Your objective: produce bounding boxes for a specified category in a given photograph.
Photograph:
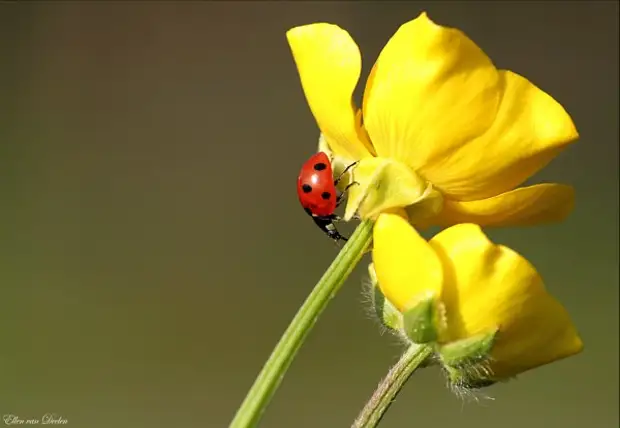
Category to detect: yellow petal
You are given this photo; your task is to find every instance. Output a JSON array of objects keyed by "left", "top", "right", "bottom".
[
  {"left": 490, "top": 292, "right": 583, "bottom": 380},
  {"left": 430, "top": 224, "right": 583, "bottom": 379},
  {"left": 422, "top": 184, "right": 575, "bottom": 228},
  {"left": 343, "top": 157, "right": 430, "bottom": 221},
  {"left": 362, "top": 12, "right": 501, "bottom": 169},
  {"left": 421, "top": 70, "right": 579, "bottom": 200},
  {"left": 372, "top": 213, "right": 443, "bottom": 311},
  {"left": 287, "top": 24, "right": 374, "bottom": 160}
]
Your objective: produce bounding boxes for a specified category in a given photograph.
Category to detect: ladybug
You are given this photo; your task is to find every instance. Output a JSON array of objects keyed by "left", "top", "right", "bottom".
[{"left": 297, "top": 152, "right": 358, "bottom": 243}]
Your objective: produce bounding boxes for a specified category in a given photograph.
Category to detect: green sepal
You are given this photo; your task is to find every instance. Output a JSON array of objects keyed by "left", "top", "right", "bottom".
[
  {"left": 372, "top": 286, "right": 403, "bottom": 331},
  {"left": 368, "top": 263, "right": 403, "bottom": 331},
  {"left": 444, "top": 365, "right": 497, "bottom": 389},
  {"left": 438, "top": 329, "right": 498, "bottom": 367},
  {"left": 402, "top": 296, "right": 438, "bottom": 344}
]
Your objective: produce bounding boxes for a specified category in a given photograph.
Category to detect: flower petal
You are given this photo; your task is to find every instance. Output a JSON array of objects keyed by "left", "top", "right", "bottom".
[
  {"left": 343, "top": 157, "right": 430, "bottom": 221},
  {"left": 362, "top": 12, "right": 501, "bottom": 169},
  {"left": 420, "top": 184, "right": 575, "bottom": 228},
  {"left": 430, "top": 224, "right": 583, "bottom": 379},
  {"left": 287, "top": 24, "right": 374, "bottom": 160},
  {"left": 372, "top": 212, "right": 443, "bottom": 311},
  {"left": 421, "top": 70, "right": 579, "bottom": 200}
]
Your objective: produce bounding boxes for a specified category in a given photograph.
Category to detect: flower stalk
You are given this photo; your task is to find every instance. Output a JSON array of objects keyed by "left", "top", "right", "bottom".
[
  {"left": 230, "top": 219, "right": 374, "bottom": 428},
  {"left": 352, "top": 344, "right": 434, "bottom": 428}
]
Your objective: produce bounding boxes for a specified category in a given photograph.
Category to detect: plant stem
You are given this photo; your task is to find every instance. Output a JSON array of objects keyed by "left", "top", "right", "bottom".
[
  {"left": 352, "top": 344, "right": 434, "bottom": 428},
  {"left": 230, "top": 219, "right": 375, "bottom": 428}
]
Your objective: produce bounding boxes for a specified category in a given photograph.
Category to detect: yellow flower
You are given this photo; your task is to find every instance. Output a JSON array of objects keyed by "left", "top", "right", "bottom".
[
  {"left": 286, "top": 13, "right": 578, "bottom": 228},
  {"left": 372, "top": 212, "right": 583, "bottom": 381}
]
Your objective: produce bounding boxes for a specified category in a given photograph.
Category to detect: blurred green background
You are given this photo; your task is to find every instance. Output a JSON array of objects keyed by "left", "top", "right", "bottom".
[{"left": 2, "top": 2, "right": 618, "bottom": 427}]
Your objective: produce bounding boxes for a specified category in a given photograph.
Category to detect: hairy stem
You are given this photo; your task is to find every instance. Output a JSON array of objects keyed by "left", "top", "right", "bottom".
[
  {"left": 352, "top": 344, "right": 434, "bottom": 428},
  {"left": 230, "top": 219, "right": 374, "bottom": 428}
]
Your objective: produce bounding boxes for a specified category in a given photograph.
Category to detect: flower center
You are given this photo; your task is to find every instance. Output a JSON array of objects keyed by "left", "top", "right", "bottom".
[{"left": 343, "top": 157, "right": 443, "bottom": 221}]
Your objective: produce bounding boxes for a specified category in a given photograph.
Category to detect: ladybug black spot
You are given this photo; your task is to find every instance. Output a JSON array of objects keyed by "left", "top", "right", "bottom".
[
  {"left": 321, "top": 191, "right": 331, "bottom": 200},
  {"left": 313, "top": 162, "right": 327, "bottom": 171},
  {"left": 302, "top": 184, "right": 312, "bottom": 193},
  {"left": 304, "top": 207, "right": 313, "bottom": 216}
]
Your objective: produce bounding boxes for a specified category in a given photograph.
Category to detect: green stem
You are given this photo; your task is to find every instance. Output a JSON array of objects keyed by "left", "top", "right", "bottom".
[
  {"left": 352, "top": 344, "right": 434, "bottom": 428},
  {"left": 230, "top": 219, "right": 374, "bottom": 428}
]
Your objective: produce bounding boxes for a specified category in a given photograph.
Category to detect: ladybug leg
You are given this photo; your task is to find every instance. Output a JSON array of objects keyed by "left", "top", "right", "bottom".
[
  {"left": 336, "top": 181, "right": 360, "bottom": 207},
  {"left": 312, "top": 215, "right": 348, "bottom": 243},
  {"left": 329, "top": 229, "right": 348, "bottom": 243},
  {"left": 334, "top": 161, "right": 359, "bottom": 186}
]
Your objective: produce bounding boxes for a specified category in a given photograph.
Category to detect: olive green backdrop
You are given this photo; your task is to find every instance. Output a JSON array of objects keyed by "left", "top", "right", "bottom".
[{"left": 2, "top": 2, "right": 618, "bottom": 427}]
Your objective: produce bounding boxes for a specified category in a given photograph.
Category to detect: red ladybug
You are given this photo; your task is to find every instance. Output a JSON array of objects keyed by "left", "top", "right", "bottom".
[{"left": 297, "top": 152, "right": 357, "bottom": 243}]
